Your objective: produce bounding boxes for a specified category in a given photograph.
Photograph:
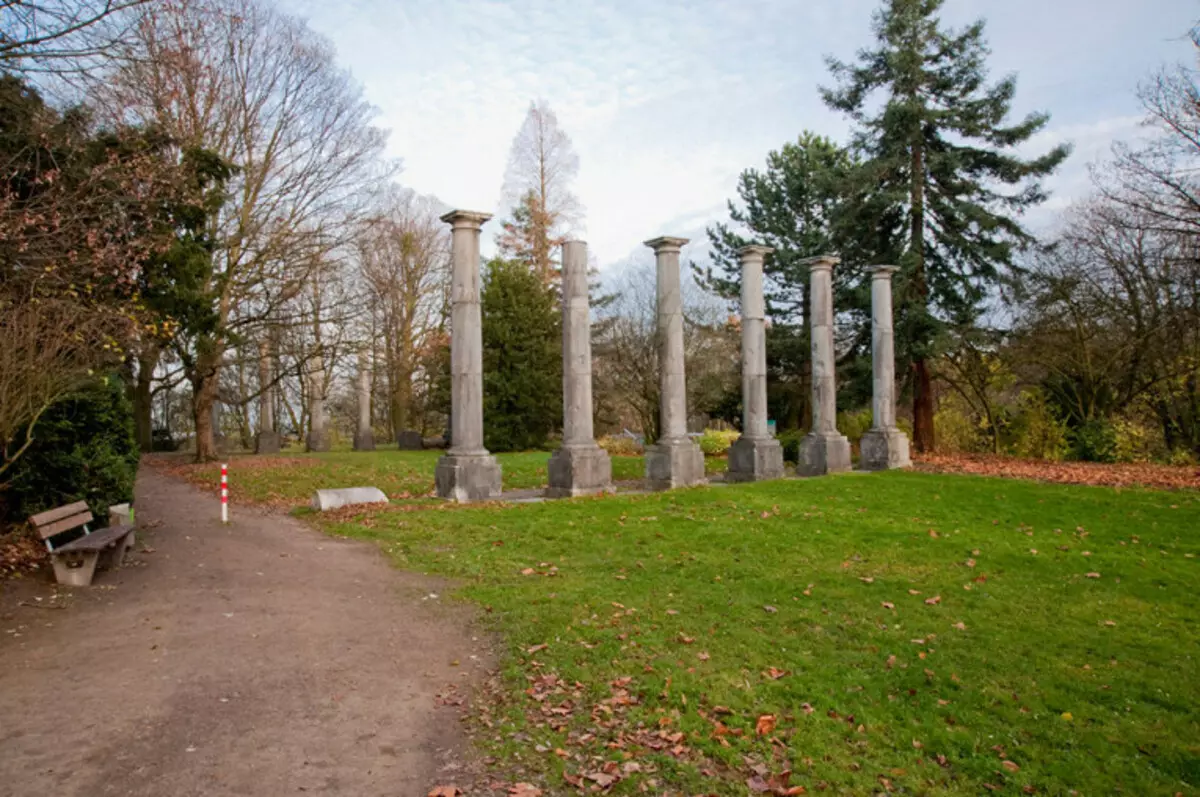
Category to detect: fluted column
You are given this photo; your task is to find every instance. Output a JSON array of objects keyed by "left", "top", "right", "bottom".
[
  {"left": 255, "top": 338, "right": 281, "bottom": 454},
  {"left": 643, "top": 236, "right": 705, "bottom": 490},
  {"left": 435, "top": 210, "right": 502, "bottom": 501},
  {"left": 728, "top": 245, "right": 783, "bottom": 481},
  {"left": 353, "top": 349, "right": 375, "bottom": 451},
  {"left": 796, "top": 255, "right": 850, "bottom": 475},
  {"left": 860, "top": 266, "right": 911, "bottom": 470},
  {"left": 547, "top": 240, "right": 612, "bottom": 497}
]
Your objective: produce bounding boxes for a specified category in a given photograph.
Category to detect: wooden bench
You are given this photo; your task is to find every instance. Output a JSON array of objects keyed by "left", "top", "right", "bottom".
[{"left": 29, "top": 501, "right": 136, "bottom": 587}]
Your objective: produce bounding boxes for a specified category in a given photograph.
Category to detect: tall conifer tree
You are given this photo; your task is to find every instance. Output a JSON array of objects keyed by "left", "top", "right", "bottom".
[{"left": 822, "top": 0, "right": 1069, "bottom": 451}]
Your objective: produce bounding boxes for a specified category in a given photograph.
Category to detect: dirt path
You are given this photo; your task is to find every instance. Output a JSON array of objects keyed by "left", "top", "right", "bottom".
[{"left": 0, "top": 467, "right": 490, "bottom": 797}]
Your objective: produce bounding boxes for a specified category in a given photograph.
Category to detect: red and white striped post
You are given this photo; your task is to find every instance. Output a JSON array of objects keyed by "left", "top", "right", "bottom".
[{"left": 220, "top": 463, "right": 229, "bottom": 523}]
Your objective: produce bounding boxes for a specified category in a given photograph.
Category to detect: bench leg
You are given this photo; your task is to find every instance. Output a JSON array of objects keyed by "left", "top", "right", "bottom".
[
  {"left": 100, "top": 534, "right": 133, "bottom": 570},
  {"left": 51, "top": 551, "right": 100, "bottom": 587}
]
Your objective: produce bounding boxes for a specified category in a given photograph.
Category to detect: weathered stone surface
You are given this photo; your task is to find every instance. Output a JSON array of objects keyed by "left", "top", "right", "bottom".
[
  {"left": 862, "top": 265, "right": 911, "bottom": 471},
  {"left": 727, "top": 436, "right": 785, "bottom": 482},
  {"left": 255, "top": 431, "right": 281, "bottom": 455},
  {"left": 353, "top": 350, "right": 375, "bottom": 451},
  {"left": 397, "top": 430, "right": 424, "bottom": 450},
  {"left": 729, "top": 245, "right": 784, "bottom": 483},
  {"left": 546, "top": 444, "right": 614, "bottom": 498},
  {"left": 437, "top": 210, "right": 502, "bottom": 501},
  {"left": 861, "top": 427, "right": 911, "bottom": 471},
  {"left": 797, "top": 255, "right": 850, "bottom": 476},
  {"left": 435, "top": 454, "right": 502, "bottom": 503},
  {"left": 645, "top": 437, "right": 705, "bottom": 491},
  {"left": 307, "top": 358, "right": 329, "bottom": 452},
  {"left": 305, "top": 430, "right": 330, "bottom": 453},
  {"left": 310, "top": 487, "right": 388, "bottom": 512},
  {"left": 645, "top": 236, "right": 705, "bottom": 490},
  {"left": 548, "top": 240, "right": 613, "bottom": 497},
  {"left": 797, "top": 431, "right": 852, "bottom": 477}
]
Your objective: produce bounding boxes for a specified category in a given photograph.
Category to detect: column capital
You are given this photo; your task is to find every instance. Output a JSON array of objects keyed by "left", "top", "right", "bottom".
[
  {"left": 870, "top": 264, "right": 900, "bottom": 279},
  {"left": 800, "top": 253, "right": 841, "bottom": 272},
  {"left": 737, "top": 244, "right": 775, "bottom": 260},
  {"left": 644, "top": 236, "right": 689, "bottom": 254},
  {"left": 440, "top": 209, "right": 493, "bottom": 229}
]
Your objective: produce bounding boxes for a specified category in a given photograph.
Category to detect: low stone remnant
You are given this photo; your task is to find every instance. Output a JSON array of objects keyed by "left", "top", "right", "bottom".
[{"left": 311, "top": 487, "right": 388, "bottom": 512}]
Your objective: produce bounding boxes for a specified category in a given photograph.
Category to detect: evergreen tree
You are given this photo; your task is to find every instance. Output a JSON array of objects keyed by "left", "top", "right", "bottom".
[
  {"left": 822, "top": 0, "right": 1070, "bottom": 451},
  {"left": 481, "top": 258, "right": 562, "bottom": 451}
]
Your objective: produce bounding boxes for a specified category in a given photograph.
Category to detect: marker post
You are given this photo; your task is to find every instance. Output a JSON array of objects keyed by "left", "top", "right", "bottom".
[{"left": 220, "top": 463, "right": 229, "bottom": 523}]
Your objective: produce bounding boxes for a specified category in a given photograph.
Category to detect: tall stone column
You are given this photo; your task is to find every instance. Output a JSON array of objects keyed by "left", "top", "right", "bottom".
[
  {"left": 547, "top": 240, "right": 613, "bottom": 497},
  {"left": 796, "top": 255, "right": 850, "bottom": 475},
  {"left": 728, "top": 245, "right": 784, "bottom": 482},
  {"left": 353, "top": 349, "right": 375, "bottom": 451},
  {"left": 860, "top": 266, "right": 911, "bottom": 470},
  {"left": 306, "top": 353, "right": 330, "bottom": 452},
  {"left": 643, "top": 236, "right": 705, "bottom": 490},
  {"left": 255, "top": 338, "right": 281, "bottom": 454},
  {"left": 435, "top": 210, "right": 502, "bottom": 501}
]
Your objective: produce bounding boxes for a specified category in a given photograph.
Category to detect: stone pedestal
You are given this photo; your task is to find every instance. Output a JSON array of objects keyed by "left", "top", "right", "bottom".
[
  {"left": 645, "top": 437, "right": 706, "bottom": 491},
  {"left": 644, "top": 236, "right": 705, "bottom": 490},
  {"left": 255, "top": 431, "right": 281, "bottom": 454},
  {"left": 861, "top": 265, "right": 911, "bottom": 470},
  {"left": 353, "top": 351, "right": 375, "bottom": 451},
  {"left": 548, "top": 240, "right": 613, "bottom": 497},
  {"left": 728, "top": 245, "right": 784, "bottom": 482},
  {"left": 397, "top": 430, "right": 423, "bottom": 450},
  {"left": 436, "top": 210, "right": 502, "bottom": 501},
  {"left": 797, "top": 255, "right": 850, "bottom": 476}
]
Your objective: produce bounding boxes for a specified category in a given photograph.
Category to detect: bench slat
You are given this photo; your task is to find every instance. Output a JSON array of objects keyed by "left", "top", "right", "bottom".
[
  {"left": 29, "top": 501, "right": 90, "bottom": 528},
  {"left": 54, "top": 524, "right": 133, "bottom": 553},
  {"left": 36, "top": 511, "right": 94, "bottom": 541}
]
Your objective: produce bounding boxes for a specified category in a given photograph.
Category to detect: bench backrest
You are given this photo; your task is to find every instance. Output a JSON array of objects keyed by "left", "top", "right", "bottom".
[{"left": 29, "top": 501, "right": 94, "bottom": 545}]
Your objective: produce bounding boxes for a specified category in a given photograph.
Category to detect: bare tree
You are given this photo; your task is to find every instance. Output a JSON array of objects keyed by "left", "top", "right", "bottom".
[
  {"left": 358, "top": 188, "right": 451, "bottom": 437},
  {"left": 497, "top": 100, "right": 581, "bottom": 281},
  {"left": 99, "top": 0, "right": 391, "bottom": 460},
  {"left": 0, "top": 0, "right": 152, "bottom": 72}
]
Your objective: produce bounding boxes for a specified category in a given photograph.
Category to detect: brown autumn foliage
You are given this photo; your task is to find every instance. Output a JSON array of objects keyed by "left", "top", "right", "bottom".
[{"left": 916, "top": 452, "right": 1200, "bottom": 491}]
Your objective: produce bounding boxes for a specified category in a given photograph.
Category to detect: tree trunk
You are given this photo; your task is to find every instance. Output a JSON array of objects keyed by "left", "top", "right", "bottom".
[
  {"left": 191, "top": 352, "right": 221, "bottom": 462},
  {"left": 909, "top": 138, "right": 935, "bottom": 452},
  {"left": 134, "top": 345, "right": 159, "bottom": 452}
]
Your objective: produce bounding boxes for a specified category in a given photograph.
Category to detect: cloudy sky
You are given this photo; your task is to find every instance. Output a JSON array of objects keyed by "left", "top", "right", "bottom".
[{"left": 280, "top": 0, "right": 1196, "bottom": 269}]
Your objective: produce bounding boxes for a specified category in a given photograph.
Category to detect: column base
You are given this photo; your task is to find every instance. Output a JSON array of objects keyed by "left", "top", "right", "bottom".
[
  {"left": 435, "top": 452, "right": 502, "bottom": 502},
  {"left": 860, "top": 427, "right": 911, "bottom": 471},
  {"left": 306, "top": 431, "right": 330, "bottom": 453},
  {"left": 353, "top": 430, "right": 375, "bottom": 451},
  {"left": 727, "top": 436, "right": 785, "bottom": 482},
  {"left": 255, "top": 431, "right": 281, "bottom": 455},
  {"left": 645, "top": 437, "right": 706, "bottom": 491},
  {"left": 796, "top": 431, "right": 852, "bottom": 476},
  {"left": 546, "top": 444, "right": 614, "bottom": 498}
]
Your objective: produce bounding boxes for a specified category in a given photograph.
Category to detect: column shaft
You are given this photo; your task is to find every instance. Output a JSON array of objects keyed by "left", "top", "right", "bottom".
[
  {"left": 561, "top": 240, "right": 594, "bottom": 445},
  {"left": 728, "top": 245, "right": 783, "bottom": 482},
  {"left": 257, "top": 340, "right": 273, "bottom": 434},
  {"left": 796, "top": 255, "right": 850, "bottom": 476},
  {"left": 861, "top": 265, "right": 911, "bottom": 470}
]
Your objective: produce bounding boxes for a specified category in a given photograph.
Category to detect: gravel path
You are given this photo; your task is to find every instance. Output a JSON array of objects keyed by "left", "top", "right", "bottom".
[{"left": 0, "top": 466, "right": 489, "bottom": 796}]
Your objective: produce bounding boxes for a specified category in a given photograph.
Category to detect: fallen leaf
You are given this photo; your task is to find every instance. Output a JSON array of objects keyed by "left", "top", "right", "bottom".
[
  {"left": 925, "top": 595, "right": 942, "bottom": 605},
  {"left": 912, "top": 739, "right": 923, "bottom": 749},
  {"left": 800, "top": 702, "right": 814, "bottom": 715},
  {"left": 526, "top": 643, "right": 548, "bottom": 654},
  {"left": 747, "top": 775, "right": 771, "bottom": 793},
  {"left": 765, "top": 667, "right": 788, "bottom": 680},
  {"left": 966, "top": 558, "right": 977, "bottom": 568},
  {"left": 428, "top": 787, "right": 462, "bottom": 797},
  {"left": 886, "top": 654, "right": 897, "bottom": 669},
  {"left": 698, "top": 651, "right": 710, "bottom": 661},
  {"left": 1002, "top": 760, "right": 1020, "bottom": 773},
  {"left": 860, "top": 576, "right": 875, "bottom": 584},
  {"left": 756, "top": 714, "right": 777, "bottom": 736},
  {"left": 509, "top": 785, "right": 542, "bottom": 797},
  {"left": 520, "top": 568, "right": 536, "bottom": 576},
  {"left": 952, "top": 621, "right": 966, "bottom": 631},
  {"left": 763, "top": 605, "right": 778, "bottom": 614},
  {"left": 678, "top": 633, "right": 695, "bottom": 644},
  {"left": 1085, "top": 572, "right": 1101, "bottom": 579},
  {"left": 881, "top": 601, "right": 895, "bottom": 610}
]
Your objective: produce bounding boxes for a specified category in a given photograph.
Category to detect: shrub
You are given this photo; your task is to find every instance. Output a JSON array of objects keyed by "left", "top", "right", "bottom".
[
  {"left": 779, "top": 429, "right": 805, "bottom": 464},
  {"left": 697, "top": 428, "right": 739, "bottom": 456},
  {"left": 1069, "top": 419, "right": 1118, "bottom": 463},
  {"left": 1008, "top": 390, "right": 1069, "bottom": 461},
  {"left": 598, "top": 435, "right": 643, "bottom": 456},
  {"left": 933, "top": 396, "right": 990, "bottom": 454},
  {"left": 1112, "top": 418, "right": 1166, "bottom": 463},
  {"left": 1, "top": 374, "right": 139, "bottom": 524},
  {"left": 1167, "top": 447, "right": 1198, "bottom": 466},
  {"left": 837, "top": 408, "right": 873, "bottom": 446}
]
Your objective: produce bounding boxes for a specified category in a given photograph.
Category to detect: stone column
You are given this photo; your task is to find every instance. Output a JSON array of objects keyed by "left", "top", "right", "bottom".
[
  {"left": 255, "top": 338, "right": 281, "bottom": 454},
  {"left": 860, "top": 266, "right": 911, "bottom": 470},
  {"left": 306, "top": 353, "right": 330, "bottom": 452},
  {"left": 643, "top": 236, "right": 705, "bottom": 490},
  {"left": 547, "top": 240, "right": 613, "bottom": 497},
  {"left": 796, "top": 255, "right": 850, "bottom": 475},
  {"left": 728, "top": 245, "right": 784, "bottom": 481},
  {"left": 435, "top": 210, "right": 502, "bottom": 501},
  {"left": 353, "top": 350, "right": 375, "bottom": 451}
]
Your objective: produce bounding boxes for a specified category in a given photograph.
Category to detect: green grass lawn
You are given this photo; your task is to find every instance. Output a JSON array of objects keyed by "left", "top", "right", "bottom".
[
  {"left": 166, "top": 450, "right": 1200, "bottom": 793},
  {"left": 311, "top": 469, "right": 1199, "bottom": 795}
]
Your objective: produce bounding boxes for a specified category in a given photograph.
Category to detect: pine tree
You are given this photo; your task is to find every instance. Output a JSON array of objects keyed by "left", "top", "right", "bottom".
[
  {"left": 481, "top": 258, "right": 562, "bottom": 451},
  {"left": 822, "top": 0, "right": 1070, "bottom": 451}
]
